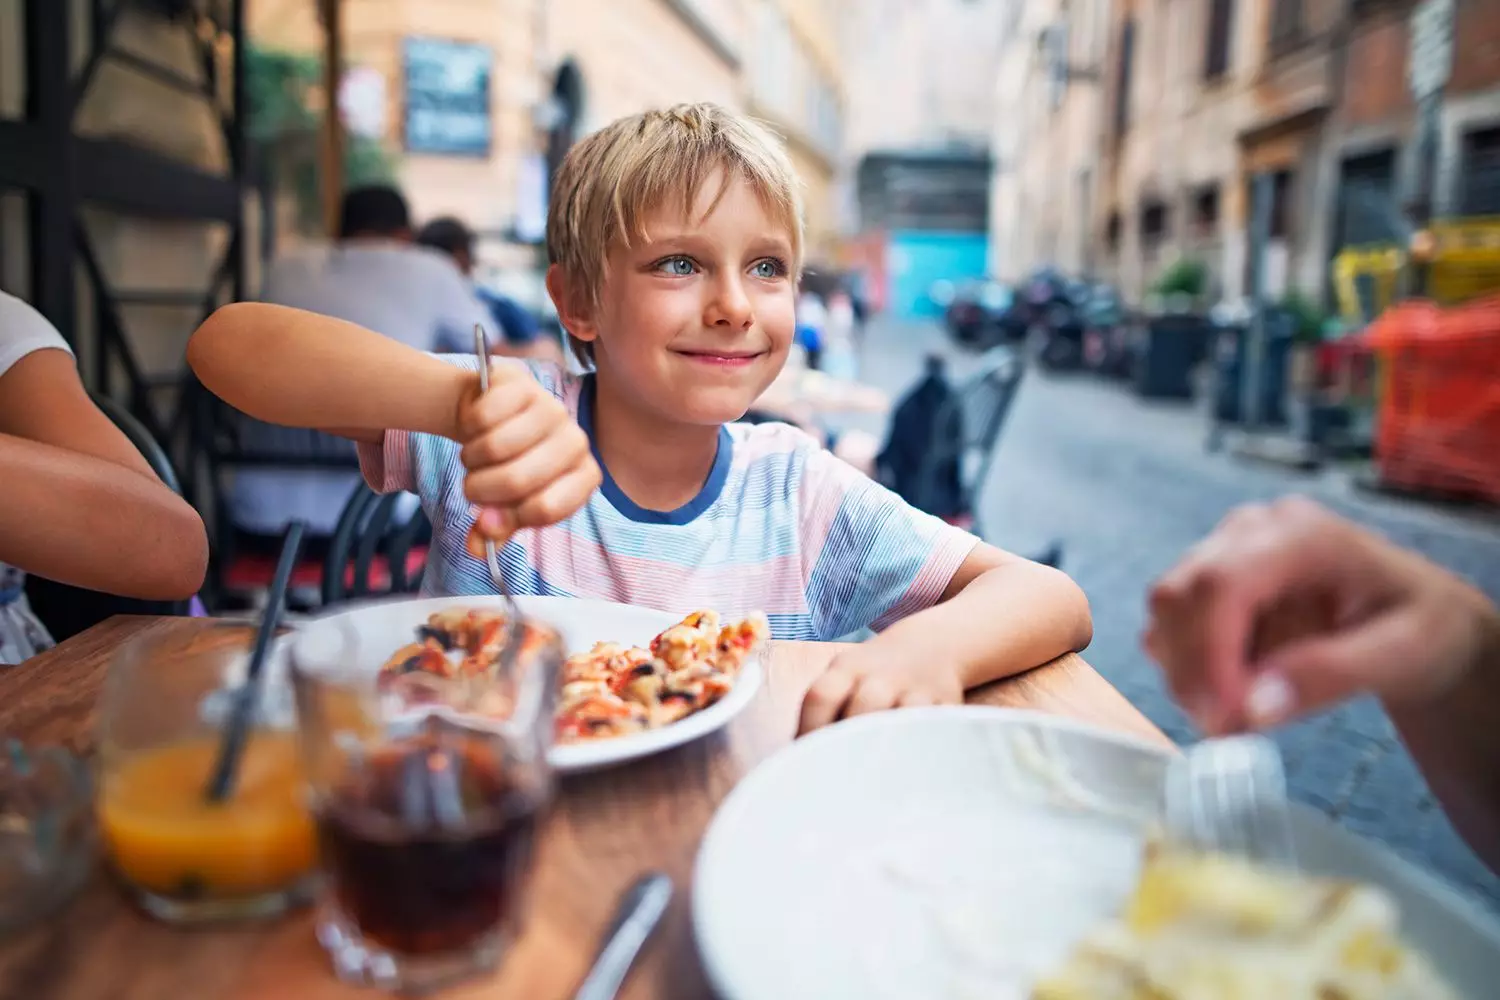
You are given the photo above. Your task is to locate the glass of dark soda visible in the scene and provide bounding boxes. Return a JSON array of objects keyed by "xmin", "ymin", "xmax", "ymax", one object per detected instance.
[{"xmin": 289, "ymin": 608, "xmax": 563, "ymax": 994}]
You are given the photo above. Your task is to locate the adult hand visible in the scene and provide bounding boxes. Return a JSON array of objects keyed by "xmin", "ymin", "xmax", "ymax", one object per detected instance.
[{"xmin": 1144, "ymin": 496, "xmax": 1499, "ymax": 734}]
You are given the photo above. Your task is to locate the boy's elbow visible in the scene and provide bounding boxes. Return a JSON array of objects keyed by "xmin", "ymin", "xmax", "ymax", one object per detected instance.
[
  {"xmin": 1043, "ymin": 564, "xmax": 1093, "ymax": 653},
  {"xmin": 187, "ymin": 302, "xmax": 261, "ymax": 379}
]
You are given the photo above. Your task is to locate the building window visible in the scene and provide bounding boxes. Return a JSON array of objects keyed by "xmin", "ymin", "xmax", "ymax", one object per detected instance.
[
  {"xmin": 1192, "ymin": 184, "xmax": 1221, "ymax": 237},
  {"xmin": 1270, "ymin": 0, "xmax": 1303, "ymax": 53},
  {"xmin": 1104, "ymin": 211, "xmax": 1123, "ymax": 253},
  {"xmin": 1258, "ymin": 170, "xmax": 1294, "ymax": 239},
  {"xmin": 1460, "ymin": 126, "xmax": 1500, "ymax": 216},
  {"xmin": 1141, "ymin": 200, "xmax": 1171, "ymax": 245},
  {"xmin": 1113, "ymin": 17, "xmax": 1136, "ymax": 139},
  {"xmin": 1204, "ymin": 0, "xmax": 1234, "ymax": 80}
]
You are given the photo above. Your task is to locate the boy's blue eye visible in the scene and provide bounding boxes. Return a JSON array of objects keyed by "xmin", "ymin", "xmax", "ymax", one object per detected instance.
[
  {"xmin": 751, "ymin": 258, "xmax": 787, "ymax": 279},
  {"xmin": 656, "ymin": 256, "xmax": 696, "ymax": 276}
]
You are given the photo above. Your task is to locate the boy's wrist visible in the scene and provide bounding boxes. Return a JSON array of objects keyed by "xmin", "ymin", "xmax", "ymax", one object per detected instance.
[
  {"xmin": 866, "ymin": 618, "xmax": 972, "ymax": 686},
  {"xmin": 427, "ymin": 364, "xmax": 477, "ymax": 441}
]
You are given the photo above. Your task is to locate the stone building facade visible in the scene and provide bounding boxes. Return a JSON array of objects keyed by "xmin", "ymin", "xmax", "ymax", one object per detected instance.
[{"xmin": 995, "ymin": 0, "xmax": 1500, "ymax": 306}]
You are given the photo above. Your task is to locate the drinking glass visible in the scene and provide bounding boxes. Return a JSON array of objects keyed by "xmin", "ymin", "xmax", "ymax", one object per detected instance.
[
  {"xmin": 95, "ymin": 624, "xmax": 317, "ymax": 923},
  {"xmin": 289, "ymin": 611, "xmax": 562, "ymax": 995}
]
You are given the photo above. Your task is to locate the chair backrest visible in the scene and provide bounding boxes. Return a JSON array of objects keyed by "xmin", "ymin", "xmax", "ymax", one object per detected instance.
[
  {"xmin": 26, "ymin": 392, "xmax": 192, "ymax": 641},
  {"xmin": 321, "ymin": 483, "xmax": 430, "ymax": 607},
  {"xmin": 915, "ymin": 346, "xmax": 1026, "ymax": 518},
  {"xmin": 91, "ymin": 391, "xmax": 183, "ymax": 495},
  {"xmin": 182, "ymin": 376, "xmax": 364, "ymax": 603},
  {"xmin": 189, "ymin": 378, "xmax": 359, "ymax": 470}
]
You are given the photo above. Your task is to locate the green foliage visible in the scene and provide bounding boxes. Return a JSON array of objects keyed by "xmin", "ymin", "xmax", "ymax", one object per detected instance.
[
  {"xmin": 244, "ymin": 45, "xmax": 398, "ymax": 232},
  {"xmin": 1151, "ymin": 256, "xmax": 1210, "ymax": 300},
  {"xmin": 1278, "ymin": 288, "xmax": 1328, "ymax": 342}
]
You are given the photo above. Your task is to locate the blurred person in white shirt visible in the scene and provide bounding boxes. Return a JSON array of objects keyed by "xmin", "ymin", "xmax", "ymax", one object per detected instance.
[{"xmin": 229, "ymin": 186, "xmax": 486, "ymax": 546}]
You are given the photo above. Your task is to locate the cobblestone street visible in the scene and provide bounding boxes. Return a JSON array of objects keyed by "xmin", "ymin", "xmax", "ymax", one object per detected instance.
[{"xmin": 850, "ymin": 319, "xmax": 1500, "ymax": 910}]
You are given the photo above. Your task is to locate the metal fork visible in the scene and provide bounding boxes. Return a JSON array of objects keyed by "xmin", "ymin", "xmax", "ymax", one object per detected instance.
[
  {"xmin": 472, "ymin": 324, "xmax": 527, "ymax": 681},
  {"xmin": 1163, "ymin": 733, "xmax": 1299, "ymax": 870}
]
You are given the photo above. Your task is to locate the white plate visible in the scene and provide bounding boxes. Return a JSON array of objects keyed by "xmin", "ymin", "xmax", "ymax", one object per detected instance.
[
  {"xmin": 693, "ymin": 707, "xmax": 1500, "ymax": 1000},
  {"xmin": 239, "ymin": 595, "xmax": 763, "ymax": 775}
]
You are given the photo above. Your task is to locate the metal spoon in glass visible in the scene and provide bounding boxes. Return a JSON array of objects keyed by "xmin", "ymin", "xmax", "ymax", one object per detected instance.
[{"xmin": 472, "ymin": 323, "xmax": 528, "ymax": 689}]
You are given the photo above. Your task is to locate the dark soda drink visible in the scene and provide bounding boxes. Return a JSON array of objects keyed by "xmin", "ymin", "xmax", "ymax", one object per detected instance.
[{"xmin": 315, "ymin": 727, "xmax": 543, "ymax": 956}]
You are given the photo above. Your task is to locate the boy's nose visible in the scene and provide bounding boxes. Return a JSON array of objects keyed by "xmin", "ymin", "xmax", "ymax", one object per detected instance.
[{"xmin": 705, "ymin": 277, "xmax": 753, "ymax": 329}]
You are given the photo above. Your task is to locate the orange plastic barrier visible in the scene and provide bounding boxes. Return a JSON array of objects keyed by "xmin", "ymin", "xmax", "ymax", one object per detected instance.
[{"xmin": 1366, "ymin": 296, "xmax": 1500, "ymax": 505}]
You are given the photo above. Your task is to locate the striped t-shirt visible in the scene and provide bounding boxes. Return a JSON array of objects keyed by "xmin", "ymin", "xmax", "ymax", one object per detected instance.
[{"xmin": 358, "ymin": 358, "xmax": 979, "ymax": 641}]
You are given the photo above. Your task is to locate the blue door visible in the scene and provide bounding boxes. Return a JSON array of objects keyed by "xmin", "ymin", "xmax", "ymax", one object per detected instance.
[{"xmin": 886, "ymin": 230, "xmax": 990, "ymax": 320}]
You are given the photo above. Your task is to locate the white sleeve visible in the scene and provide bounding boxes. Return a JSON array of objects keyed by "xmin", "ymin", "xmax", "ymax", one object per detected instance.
[{"xmin": 0, "ymin": 292, "xmax": 72, "ymax": 378}]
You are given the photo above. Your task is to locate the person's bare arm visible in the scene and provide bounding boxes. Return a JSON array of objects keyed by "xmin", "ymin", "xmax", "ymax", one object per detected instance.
[
  {"xmin": 0, "ymin": 350, "xmax": 207, "ymax": 599},
  {"xmin": 1388, "ymin": 628, "xmax": 1500, "ymax": 873},
  {"xmin": 187, "ymin": 302, "xmax": 472, "ymax": 444},
  {"xmin": 799, "ymin": 544, "xmax": 1093, "ymax": 733},
  {"xmin": 919, "ymin": 544, "xmax": 1094, "ymax": 688}
]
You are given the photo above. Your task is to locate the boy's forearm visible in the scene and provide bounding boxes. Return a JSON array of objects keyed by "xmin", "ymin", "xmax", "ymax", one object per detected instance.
[
  {"xmin": 873, "ymin": 562, "xmax": 1093, "ymax": 691},
  {"xmin": 188, "ymin": 303, "xmax": 470, "ymax": 439}
]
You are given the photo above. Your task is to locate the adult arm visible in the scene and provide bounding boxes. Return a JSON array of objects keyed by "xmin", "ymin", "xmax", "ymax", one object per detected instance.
[{"xmin": 0, "ymin": 350, "xmax": 207, "ymax": 599}]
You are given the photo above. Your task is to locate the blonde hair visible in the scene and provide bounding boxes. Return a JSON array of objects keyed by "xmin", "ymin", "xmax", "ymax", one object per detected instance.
[{"xmin": 546, "ymin": 102, "xmax": 804, "ymax": 364}]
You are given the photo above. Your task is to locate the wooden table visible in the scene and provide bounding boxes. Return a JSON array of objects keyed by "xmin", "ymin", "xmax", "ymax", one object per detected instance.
[{"xmin": 0, "ymin": 617, "xmax": 1170, "ymax": 1000}]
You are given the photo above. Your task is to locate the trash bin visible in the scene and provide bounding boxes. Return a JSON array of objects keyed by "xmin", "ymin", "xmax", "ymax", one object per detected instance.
[
  {"xmin": 1210, "ymin": 310, "xmax": 1295, "ymax": 426},
  {"xmin": 1133, "ymin": 313, "xmax": 1212, "ymax": 399}
]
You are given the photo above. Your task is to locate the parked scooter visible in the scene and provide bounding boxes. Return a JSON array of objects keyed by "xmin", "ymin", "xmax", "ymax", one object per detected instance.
[
  {"xmin": 1079, "ymin": 283, "xmax": 1131, "ymax": 378},
  {"xmin": 1023, "ymin": 270, "xmax": 1087, "ymax": 371}
]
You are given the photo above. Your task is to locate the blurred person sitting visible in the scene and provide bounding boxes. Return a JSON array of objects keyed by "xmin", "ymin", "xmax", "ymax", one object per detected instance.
[
  {"xmin": 0, "ymin": 291, "xmax": 207, "ymax": 663},
  {"xmin": 229, "ymin": 185, "xmax": 490, "ymax": 547},
  {"xmin": 415, "ymin": 216, "xmax": 563, "ymax": 364},
  {"xmin": 1145, "ymin": 497, "xmax": 1500, "ymax": 874}
]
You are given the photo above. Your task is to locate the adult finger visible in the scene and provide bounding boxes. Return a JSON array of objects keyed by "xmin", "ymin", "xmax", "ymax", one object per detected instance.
[
  {"xmin": 895, "ymin": 690, "xmax": 938, "ymax": 709},
  {"xmin": 1248, "ymin": 608, "xmax": 1433, "ymax": 727},
  {"xmin": 798, "ymin": 665, "xmax": 859, "ymax": 735},
  {"xmin": 1148, "ymin": 547, "xmax": 1281, "ymax": 733}
]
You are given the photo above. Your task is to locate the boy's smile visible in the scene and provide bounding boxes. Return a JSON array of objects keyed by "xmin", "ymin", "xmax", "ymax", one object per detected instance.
[
  {"xmin": 557, "ymin": 169, "xmax": 797, "ymax": 429},
  {"xmin": 670, "ymin": 347, "xmax": 766, "ymax": 368}
]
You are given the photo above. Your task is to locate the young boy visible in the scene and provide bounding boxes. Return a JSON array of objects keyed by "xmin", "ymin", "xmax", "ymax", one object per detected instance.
[{"xmin": 188, "ymin": 103, "xmax": 1091, "ymax": 734}]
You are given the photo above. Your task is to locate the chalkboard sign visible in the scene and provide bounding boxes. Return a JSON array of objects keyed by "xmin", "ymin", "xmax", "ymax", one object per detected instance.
[{"xmin": 402, "ymin": 37, "xmax": 492, "ymax": 157}]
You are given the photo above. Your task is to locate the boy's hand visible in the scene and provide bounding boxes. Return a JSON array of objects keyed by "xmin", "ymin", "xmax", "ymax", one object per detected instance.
[
  {"xmin": 456, "ymin": 361, "xmax": 601, "ymax": 555},
  {"xmin": 797, "ymin": 646, "xmax": 963, "ymax": 735}
]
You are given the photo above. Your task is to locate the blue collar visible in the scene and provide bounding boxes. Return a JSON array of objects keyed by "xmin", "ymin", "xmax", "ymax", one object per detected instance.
[{"xmin": 577, "ymin": 374, "xmax": 733, "ymax": 525}]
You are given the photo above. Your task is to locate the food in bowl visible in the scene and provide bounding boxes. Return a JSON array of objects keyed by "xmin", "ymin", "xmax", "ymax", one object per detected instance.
[
  {"xmin": 378, "ymin": 608, "xmax": 767, "ymax": 744},
  {"xmin": 1030, "ymin": 843, "xmax": 1459, "ymax": 999}
]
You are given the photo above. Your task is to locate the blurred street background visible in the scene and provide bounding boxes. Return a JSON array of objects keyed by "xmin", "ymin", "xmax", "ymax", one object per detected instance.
[{"xmin": 4, "ymin": 0, "xmax": 1500, "ymax": 911}]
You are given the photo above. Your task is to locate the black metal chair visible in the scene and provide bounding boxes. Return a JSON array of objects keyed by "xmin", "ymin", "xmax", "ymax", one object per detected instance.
[
  {"xmin": 91, "ymin": 392, "xmax": 184, "ymax": 496},
  {"xmin": 184, "ymin": 378, "xmax": 361, "ymax": 607},
  {"xmin": 23, "ymin": 393, "xmax": 193, "ymax": 642},
  {"xmin": 321, "ymin": 483, "xmax": 430, "ymax": 607}
]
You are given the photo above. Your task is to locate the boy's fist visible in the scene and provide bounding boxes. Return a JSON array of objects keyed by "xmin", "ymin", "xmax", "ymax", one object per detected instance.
[{"xmin": 455, "ymin": 361, "xmax": 601, "ymax": 556}]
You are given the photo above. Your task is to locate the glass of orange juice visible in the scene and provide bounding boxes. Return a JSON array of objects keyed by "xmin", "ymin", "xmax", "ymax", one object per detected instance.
[{"xmin": 95, "ymin": 623, "xmax": 318, "ymax": 923}]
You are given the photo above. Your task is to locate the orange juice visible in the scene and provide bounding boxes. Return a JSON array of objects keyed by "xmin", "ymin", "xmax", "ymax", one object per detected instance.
[{"xmin": 99, "ymin": 731, "xmax": 317, "ymax": 899}]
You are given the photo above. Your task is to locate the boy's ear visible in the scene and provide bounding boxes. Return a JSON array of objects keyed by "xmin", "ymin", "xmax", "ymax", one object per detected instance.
[{"xmin": 545, "ymin": 265, "xmax": 598, "ymax": 346}]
